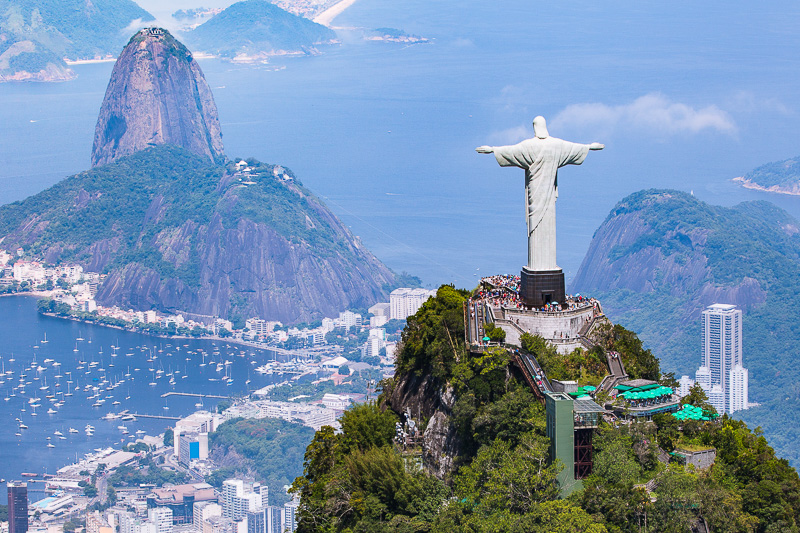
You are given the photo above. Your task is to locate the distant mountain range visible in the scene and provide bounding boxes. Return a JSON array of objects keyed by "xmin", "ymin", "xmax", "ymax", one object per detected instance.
[
  {"xmin": 0, "ymin": 28, "xmax": 396, "ymax": 323},
  {"xmin": 0, "ymin": 0, "xmax": 153, "ymax": 81},
  {"xmin": 571, "ymin": 189, "xmax": 800, "ymax": 467},
  {"xmin": 184, "ymin": 0, "xmax": 337, "ymax": 61}
]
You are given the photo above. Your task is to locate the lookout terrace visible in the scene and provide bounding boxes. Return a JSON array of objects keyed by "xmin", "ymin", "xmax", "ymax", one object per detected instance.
[{"xmin": 466, "ymin": 274, "xmax": 606, "ymax": 354}]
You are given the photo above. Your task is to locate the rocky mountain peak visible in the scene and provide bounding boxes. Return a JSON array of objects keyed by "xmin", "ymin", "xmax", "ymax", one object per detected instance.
[{"xmin": 91, "ymin": 28, "xmax": 224, "ymax": 167}]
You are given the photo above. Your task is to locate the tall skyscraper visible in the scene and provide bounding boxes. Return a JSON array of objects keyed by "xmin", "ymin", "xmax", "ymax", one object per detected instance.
[
  {"xmin": 7, "ymin": 482, "xmax": 28, "ymax": 533},
  {"xmin": 697, "ymin": 303, "xmax": 748, "ymax": 414}
]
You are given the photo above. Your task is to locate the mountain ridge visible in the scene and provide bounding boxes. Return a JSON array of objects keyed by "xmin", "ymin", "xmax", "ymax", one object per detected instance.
[
  {"xmin": 0, "ymin": 146, "xmax": 396, "ymax": 323},
  {"xmin": 571, "ymin": 188, "xmax": 800, "ymax": 467},
  {"xmin": 0, "ymin": 0, "xmax": 154, "ymax": 81}
]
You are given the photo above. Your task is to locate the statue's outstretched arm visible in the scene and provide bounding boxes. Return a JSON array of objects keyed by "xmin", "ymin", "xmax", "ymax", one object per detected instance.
[
  {"xmin": 589, "ymin": 143, "xmax": 604, "ymax": 150},
  {"xmin": 475, "ymin": 146, "xmax": 494, "ymax": 154}
]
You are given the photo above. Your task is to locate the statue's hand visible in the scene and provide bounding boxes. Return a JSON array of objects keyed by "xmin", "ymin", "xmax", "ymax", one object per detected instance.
[
  {"xmin": 475, "ymin": 146, "xmax": 494, "ymax": 154},
  {"xmin": 589, "ymin": 142, "xmax": 604, "ymax": 150}
]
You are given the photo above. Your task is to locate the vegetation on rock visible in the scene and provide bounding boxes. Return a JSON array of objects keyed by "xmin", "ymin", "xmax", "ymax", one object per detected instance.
[
  {"xmin": 0, "ymin": 145, "xmax": 395, "ymax": 322},
  {"xmin": 208, "ymin": 418, "xmax": 315, "ymax": 506},
  {"xmin": 292, "ymin": 287, "xmax": 800, "ymax": 532},
  {"xmin": 185, "ymin": 0, "xmax": 336, "ymax": 59},
  {"xmin": 571, "ymin": 189, "xmax": 800, "ymax": 467}
]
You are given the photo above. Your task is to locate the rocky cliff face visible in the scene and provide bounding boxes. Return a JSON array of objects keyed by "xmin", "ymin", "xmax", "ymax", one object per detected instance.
[
  {"xmin": 571, "ymin": 190, "xmax": 779, "ymax": 322},
  {"xmin": 385, "ymin": 371, "xmax": 464, "ymax": 480},
  {"xmin": 0, "ymin": 147, "xmax": 396, "ymax": 323},
  {"xmin": 91, "ymin": 28, "xmax": 223, "ymax": 167},
  {"xmin": 1, "ymin": 28, "xmax": 396, "ymax": 322}
]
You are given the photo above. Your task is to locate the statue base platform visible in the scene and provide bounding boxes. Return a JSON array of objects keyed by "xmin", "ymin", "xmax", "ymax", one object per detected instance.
[{"xmin": 520, "ymin": 267, "xmax": 565, "ymax": 308}]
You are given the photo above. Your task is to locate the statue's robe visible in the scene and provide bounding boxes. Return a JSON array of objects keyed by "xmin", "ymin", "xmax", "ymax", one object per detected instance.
[{"xmin": 493, "ymin": 136, "xmax": 589, "ymax": 271}]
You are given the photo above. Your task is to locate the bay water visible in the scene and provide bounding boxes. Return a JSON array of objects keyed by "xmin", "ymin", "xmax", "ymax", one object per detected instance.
[{"xmin": 2, "ymin": 0, "xmax": 800, "ymax": 492}]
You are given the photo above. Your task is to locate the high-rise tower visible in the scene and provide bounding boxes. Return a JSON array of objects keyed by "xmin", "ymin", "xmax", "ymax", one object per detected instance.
[
  {"xmin": 8, "ymin": 482, "xmax": 29, "ymax": 533},
  {"xmin": 699, "ymin": 303, "xmax": 748, "ymax": 414}
]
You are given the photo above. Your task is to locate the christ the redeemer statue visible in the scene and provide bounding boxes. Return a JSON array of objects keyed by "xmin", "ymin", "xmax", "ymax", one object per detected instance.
[{"xmin": 477, "ymin": 116, "xmax": 603, "ymax": 307}]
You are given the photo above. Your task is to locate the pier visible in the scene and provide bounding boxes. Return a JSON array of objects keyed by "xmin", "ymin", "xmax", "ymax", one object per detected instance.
[
  {"xmin": 131, "ymin": 413, "xmax": 180, "ymax": 420},
  {"xmin": 160, "ymin": 392, "xmax": 232, "ymax": 399}
]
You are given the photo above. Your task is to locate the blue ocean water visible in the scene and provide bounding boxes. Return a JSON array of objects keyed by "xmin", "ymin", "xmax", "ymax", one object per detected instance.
[
  {"xmin": 3, "ymin": 0, "xmax": 800, "ymax": 288},
  {"xmin": 2, "ymin": 0, "xmax": 800, "ymax": 485},
  {"xmin": 0, "ymin": 296, "xmax": 286, "ymax": 504}
]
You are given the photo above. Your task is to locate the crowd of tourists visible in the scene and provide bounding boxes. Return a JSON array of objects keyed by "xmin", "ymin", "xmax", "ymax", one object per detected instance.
[{"xmin": 481, "ymin": 274, "xmax": 520, "ymax": 292}]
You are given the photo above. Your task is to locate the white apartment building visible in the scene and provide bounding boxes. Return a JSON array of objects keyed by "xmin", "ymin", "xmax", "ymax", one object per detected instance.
[
  {"xmin": 390, "ymin": 288, "xmax": 436, "ymax": 320},
  {"xmin": 222, "ymin": 480, "xmax": 268, "ymax": 520},
  {"xmin": 193, "ymin": 502, "xmax": 223, "ymax": 532},
  {"xmin": 283, "ymin": 499, "xmax": 299, "ymax": 533},
  {"xmin": 369, "ymin": 315, "xmax": 388, "ymax": 328},
  {"xmin": 337, "ymin": 311, "xmax": 362, "ymax": 329},
  {"xmin": 677, "ymin": 375, "xmax": 695, "ymax": 397},
  {"xmin": 120, "ymin": 515, "xmax": 157, "ymax": 533},
  {"xmin": 697, "ymin": 304, "xmax": 748, "ymax": 414},
  {"xmin": 729, "ymin": 365, "xmax": 749, "ymax": 413},
  {"xmin": 174, "ymin": 411, "xmax": 222, "ymax": 456},
  {"xmin": 147, "ymin": 507, "xmax": 173, "ymax": 533},
  {"xmin": 695, "ymin": 366, "xmax": 711, "ymax": 392}
]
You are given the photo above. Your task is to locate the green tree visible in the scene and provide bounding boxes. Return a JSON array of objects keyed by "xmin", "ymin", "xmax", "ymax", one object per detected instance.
[
  {"xmin": 681, "ymin": 383, "xmax": 717, "ymax": 415},
  {"xmin": 339, "ymin": 402, "xmax": 396, "ymax": 453},
  {"xmin": 592, "ymin": 426, "xmax": 641, "ymax": 487},
  {"xmin": 454, "ymin": 431, "xmax": 560, "ymax": 514},
  {"xmin": 653, "ymin": 413, "xmax": 680, "ymax": 452},
  {"xmin": 163, "ymin": 428, "xmax": 174, "ymax": 447}
]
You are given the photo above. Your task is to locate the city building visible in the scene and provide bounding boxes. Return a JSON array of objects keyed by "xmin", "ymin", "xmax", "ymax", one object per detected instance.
[
  {"xmin": 264, "ymin": 507, "xmax": 282, "ymax": 533},
  {"xmin": 147, "ymin": 483, "xmax": 217, "ymax": 525},
  {"xmin": 174, "ymin": 411, "xmax": 222, "ymax": 456},
  {"xmin": 336, "ymin": 311, "xmax": 362, "ymax": 329},
  {"xmin": 368, "ymin": 302, "xmax": 390, "ymax": 318},
  {"xmin": 696, "ymin": 304, "xmax": 749, "ymax": 414},
  {"xmin": 147, "ymin": 507, "xmax": 173, "ymax": 533},
  {"xmin": 87, "ymin": 511, "xmax": 114, "ymax": 533},
  {"xmin": 222, "ymin": 480, "xmax": 267, "ymax": 520},
  {"xmin": 695, "ymin": 366, "xmax": 711, "ymax": 392},
  {"xmin": 120, "ymin": 514, "xmax": 157, "ymax": 533},
  {"xmin": 245, "ymin": 510, "xmax": 264, "ymax": 533},
  {"xmin": 677, "ymin": 375, "xmax": 695, "ymax": 397},
  {"xmin": 7, "ymin": 482, "xmax": 29, "ymax": 533},
  {"xmin": 390, "ymin": 288, "xmax": 436, "ymax": 320},
  {"xmin": 178, "ymin": 432, "xmax": 209, "ymax": 465},
  {"xmin": 193, "ymin": 502, "xmax": 222, "ymax": 532},
  {"xmin": 283, "ymin": 499, "xmax": 299, "ymax": 533},
  {"xmin": 729, "ymin": 365, "xmax": 749, "ymax": 413}
]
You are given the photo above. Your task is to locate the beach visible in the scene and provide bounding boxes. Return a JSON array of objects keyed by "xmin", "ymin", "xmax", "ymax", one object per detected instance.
[{"xmin": 314, "ymin": 0, "xmax": 359, "ymax": 26}]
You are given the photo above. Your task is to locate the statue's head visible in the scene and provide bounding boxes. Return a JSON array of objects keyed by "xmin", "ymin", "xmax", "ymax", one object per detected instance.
[{"xmin": 533, "ymin": 116, "xmax": 549, "ymax": 139}]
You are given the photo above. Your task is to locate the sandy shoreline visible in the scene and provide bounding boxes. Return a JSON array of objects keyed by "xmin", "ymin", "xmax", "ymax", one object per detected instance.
[
  {"xmin": 65, "ymin": 58, "xmax": 116, "ymax": 65},
  {"xmin": 314, "ymin": 0, "xmax": 359, "ymax": 26},
  {"xmin": 732, "ymin": 176, "xmax": 800, "ymax": 197}
]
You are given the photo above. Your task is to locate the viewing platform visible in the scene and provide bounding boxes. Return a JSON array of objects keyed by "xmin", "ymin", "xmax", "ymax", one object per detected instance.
[{"xmin": 466, "ymin": 274, "xmax": 607, "ymax": 354}]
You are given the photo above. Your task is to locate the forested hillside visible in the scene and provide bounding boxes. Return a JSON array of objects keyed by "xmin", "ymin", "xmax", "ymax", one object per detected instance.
[
  {"xmin": 290, "ymin": 287, "xmax": 800, "ymax": 532},
  {"xmin": 0, "ymin": 0, "xmax": 154, "ymax": 81},
  {"xmin": 571, "ymin": 189, "xmax": 800, "ymax": 467}
]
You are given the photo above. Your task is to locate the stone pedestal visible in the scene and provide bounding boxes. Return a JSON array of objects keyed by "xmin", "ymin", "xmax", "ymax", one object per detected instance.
[{"xmin": 520, "ymin": 267, "xmax": 565, "ymax": 308}]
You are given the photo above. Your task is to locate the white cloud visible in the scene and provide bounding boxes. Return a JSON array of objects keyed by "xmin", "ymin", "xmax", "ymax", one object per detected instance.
[
  {"xmin": 486, "ymin": 125, "xmax": 530, "ymax": 145},
  {"xmin": 551, "ymin": 93, "xmax": 736, "ymax": 137},
  {"xmin": 727, "ymin": 91, "xmax": 791, "ymax": 115},
  {"xmin": 120, "ymin": 18, "xmax": 149, "ymax": 36}
]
